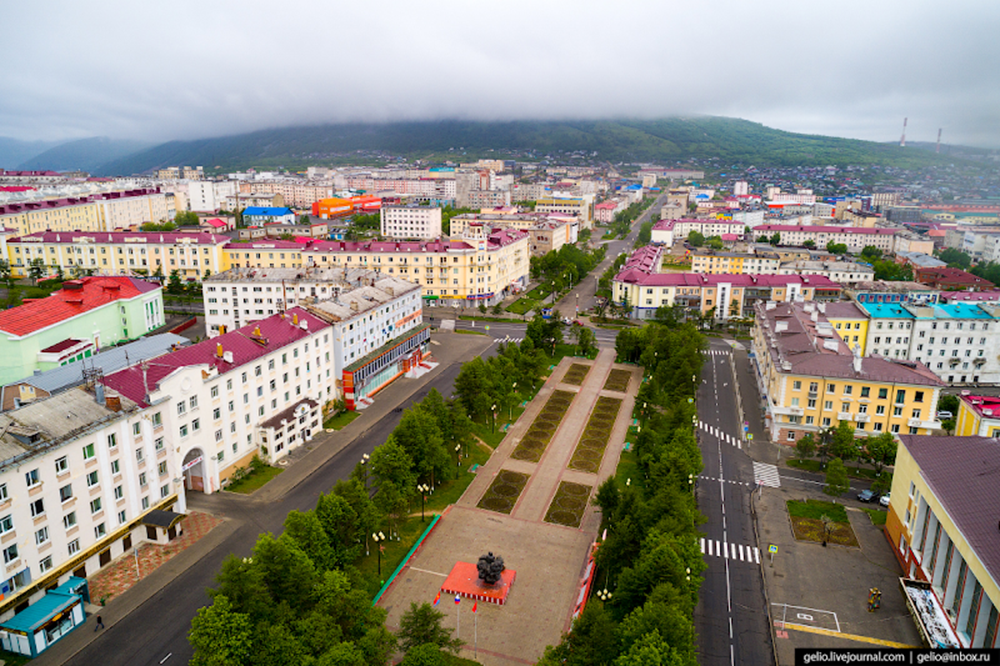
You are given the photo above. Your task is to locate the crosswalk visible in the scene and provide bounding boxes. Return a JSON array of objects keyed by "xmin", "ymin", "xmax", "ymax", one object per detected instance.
[
  {"xmin": 699, "ymin": 475, "xmax": 751, "ymax": 487},
  {"xmin": 705, "ymin": 349, "xmax": 731, "ymax": 357},
  {"xmin": 752, "ymin": 461, "xmax": 781, "ymax": 488},
  {"xmin": 492, "ymin": 336, "xmax": 524, "ymax": 345},
  {"xmin": 697, "ymin": 421, "xmax": 742, "ymax": 449},
  {"xmin": 701, "ymin": 538, "xmax": 760, "ymax": 564}
]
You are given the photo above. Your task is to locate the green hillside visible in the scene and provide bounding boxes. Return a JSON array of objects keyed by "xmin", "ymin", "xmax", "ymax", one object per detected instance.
[
  {"xmin": 95, "ymin": 117, "xmax": 953, "ymax": 175},
  {"xmin": 18, "ymin": 137, "xmax": 153, "ymax": 172}
]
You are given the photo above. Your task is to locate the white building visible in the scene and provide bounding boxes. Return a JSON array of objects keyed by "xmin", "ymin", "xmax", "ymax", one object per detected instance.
[
  {"xmin": 305, "ymin": 277, "xmax": 429, "ymax": 410},
  {"xmin": 203, "ymin": 266, "xmax": 379, "ymax": 337},
  {"xmin": 380, "ymin": 205, "xmax": 442, "ymax": 240},
  {"xmin": 104, "ymin": 308, "xmax": 335, "ymax": 493},
  {"xmin": 187, "ymin": 181, "xmax": 237, "ymax": 213},
  {"xmin": 778, "ymin": 260, "xmax": 875, "ymax": 286},
  {"xmin": 0, "ymin": 386, "xmax": 183, "ymax": 653}
]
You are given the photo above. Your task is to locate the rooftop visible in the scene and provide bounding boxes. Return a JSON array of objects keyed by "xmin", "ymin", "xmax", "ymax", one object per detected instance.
[
  {"xmin": 0, "ymin": 277, "xmax": 160, "ymax": 337},
  {"xmin": 242, "ymin": 207, "xmax": 294, "ymax": 216},
  {"xmin": 615, "ymin": 269, "xmax": 842, "ymax": 291},
  {"xmin": 10, "ymin": 231, "xmax": 230, "ymax": 245},
  {"xmin": 752, "ymin": 225, "xmax": 895, "ymax": 235},
  {"xmin": 958, "ymin": 394, "xmax": 1000, "ymax": 421},
  {"xmin": 205, "ymin": 266, "xmax": 377, "ymax": 284},
  {"xmin": 897, "ymin": 435, "xmax": 1000, "ymax": 589},
  {"xmin": 304, "ymin": 277, "xmax": 420, "ymax": 322},
  {"xmin": 103, "ymin": 307, "xmax": 328, "ymax": 407}
]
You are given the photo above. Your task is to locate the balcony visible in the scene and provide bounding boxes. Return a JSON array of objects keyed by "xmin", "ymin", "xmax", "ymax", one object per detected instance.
[
  {"xmin": 838, "ymin": 412, "xmax": 853, "ymax": 421},
  {"xmin": 908, "ymin": 418, "xmax": 942, "ymax": 429},
  {"xmin": 856, "ymin": 413, "xmax": 870, "ymax": 423},
  {"xmin": 772, "ymin": 405, "xmax": 804, "ymax": 417}
]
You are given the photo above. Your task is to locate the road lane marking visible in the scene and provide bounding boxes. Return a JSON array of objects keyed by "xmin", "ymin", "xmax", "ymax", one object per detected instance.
[
  {"xmin": 160, "ymin": 655, "xmax": 172, "ymax": 664},
  {"xmin": 778, "ymin": 623, "xmax": 919, "ymax": 649}
]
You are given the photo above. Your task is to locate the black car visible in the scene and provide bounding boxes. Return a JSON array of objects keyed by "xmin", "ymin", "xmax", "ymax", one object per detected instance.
[{"xmin": 857, "ymin": 489, "xmax": 879, "ymax": 503}]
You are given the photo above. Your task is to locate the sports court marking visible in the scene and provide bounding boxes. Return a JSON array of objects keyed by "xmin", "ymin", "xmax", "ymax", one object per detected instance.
[
  {"xmin": 779, "ymin": 623, "xmax": 919, "ymax": 649},
  {"xmin": 770, "ymin": 603, "xmax": 840, "ymax": 633}
]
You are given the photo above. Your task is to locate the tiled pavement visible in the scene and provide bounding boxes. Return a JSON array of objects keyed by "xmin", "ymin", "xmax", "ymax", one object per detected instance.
[{"xmin": 88, "ymin": 512, "xmax": 224, "ymax": 603}]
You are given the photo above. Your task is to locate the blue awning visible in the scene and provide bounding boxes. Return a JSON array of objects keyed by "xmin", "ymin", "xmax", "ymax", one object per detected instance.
[{"xmin": 0, "ymin": 583, "xmax": 83, "ymax": 634}]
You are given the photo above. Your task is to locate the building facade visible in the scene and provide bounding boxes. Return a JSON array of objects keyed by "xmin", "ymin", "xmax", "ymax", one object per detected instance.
[
  {"xmin": 0, "ymin": 190, "xmax": 169, "ymax": 236},
  {"xmin": 380, "ymin": 205, "xmax": 442, "ymax": 240}
]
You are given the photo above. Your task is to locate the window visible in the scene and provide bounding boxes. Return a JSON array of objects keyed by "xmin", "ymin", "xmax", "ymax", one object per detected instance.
[
  {"xmin": 807, "ymin": 399, "xmax": 817, "ymax": 409},
  {"xmin": 136, "ymin": 448, "xmax": 144, "ymax": 463},
  {"xmin": 35, "ymin": 526, "xmax": 49, "ymax": 546},
  {"xmin": 878, "ymin": 388, "xmax": 888, "ymax": 399},
  {"xmin": 67, "ymin": 539, "xmax": 80, "ymax": 555},
  {"xmin": 160, "ymin": 484, "xmax": 170, "ymax": 499},
  {"xmin": 63, "ymin": 512, "xmax": 77, "ymax": 529},
  {"xmin": 787, "ymin": 431, "xmax": 796, "ymax": 441},
  {"xmin": 55, "ymin": 456, "xmax": 68, "ymax": 474},
  {"xmin": 28, "ymin": 498, "xmax": 45, "ymax": 518},
  {"xmin": 895, "ymin": 389, "xmax": 906, "ymax": 404},
  {"xmin": 111, "ymin": 459, "xmax": 120, "ymax": 474},
  {"xmin": 94, "ymin": 523, "xmax": 106, "ymax": 539},
  {"xmin": 0, "ymin": 484, "xmax": 6, "ymax": 502},
  {"xmin": 189, "ymin": 396, "xmax": 198, "ymax": 409},
  {"xmin": 211, "ymin": 386, "xmax": 219, "ymax": 399},
  {"xmin": 152, "ymin": 412, "xmax": 162, "ymax": 427},
  {"xmin": 843, "ymin": 385, "xmax": 852, "ymax": 395},
  {"xmin": 177, "ymin": 401, "xmax": 186, "ymax": 415},
  {"xmin": 39, "ymin": 555, "xmax": 52, "ymax": 573},
  {"xmin": 821, "ymin": 417, "xmax": 831, "ymax": 427},
  {"xmin": 891, "ymin": 424, "xmax": 901, "ymax": 433},
  {"xmin": 25, "ymin": 468, "xmax": 40, "ymax": 487},
  {"xmin": 86, "ymin": 470, "xmax": 99, "ymax": 487},
  {"xmin": 90, "ymin": 497, "xmax": 102, "ymax": 514},
  {"xmin": 893, "ymin": 406, "xmax": 903, "ymax": 416},
  {"xmin": 3, "ymin": 544, "xmax": 18, "ymax": 564},
  {"xmin": 155, "ymin": 437, "xmax": 164, "ymax": 451},
  {"xmin": 142, "ymin": 497, "xmax": 150, "ymax": 510},
  {"xmin": 213, "ymin": 407, "xmax": 221, "ymax": 420},
  {"xmin": 114, "ymin": 484, "xmax": 124, "ymax": 500},
  {"xmin": 179, "ymin": 424, "xmax": 188, "ymax": 437},
  {"xmin": 139, "ymin": 472, "xmax": 147, "ymax": 487},
  {"xmin": 82, "ymin": 443, "xmax": 95, "ymax": 460},
  {"xmin": 861, "ymin": 386, "xmax": 870, "ymax": 398},
  {"xmin": 0, "ymin": 515, "xmax": 12, "ymax": 534},
  {"xmin": 118, "ymin": 510, "xmax": 127, "ymax": 524},
  {"xmin": 876, "ymin": 405, "xmax": 886, "ymax": 415},
  {"xmin": 824, "ymin": 401, "xmax": 833, "ymax": 411},
  {"xmin": 792, "ymin": 380, "xmax": 802, "ymax": 390},
  {"xmin": 59, "ymin": 484, "xmax": 73, "ymax": 502},
  {"xmin": 227, "ymin": 379, "xmax": 233, "ymax": 391},
  {"xmin": 827, "ymin": 384, "xmax": 836, "ymax": 393},
  {"xmin": 158, "ymin": 461, "xmax": 167, "ymax": 476}
]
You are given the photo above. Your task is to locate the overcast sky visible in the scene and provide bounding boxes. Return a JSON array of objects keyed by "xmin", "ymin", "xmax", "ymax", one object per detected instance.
[{"xmin": 2, "ymin": 0, "xmax": 998, "ymax": 147}]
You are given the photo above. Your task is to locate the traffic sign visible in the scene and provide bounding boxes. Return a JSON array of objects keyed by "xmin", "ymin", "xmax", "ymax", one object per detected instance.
[{"xmin": 768, "ymin": 544, "xmax": 778, "ymax": 554}]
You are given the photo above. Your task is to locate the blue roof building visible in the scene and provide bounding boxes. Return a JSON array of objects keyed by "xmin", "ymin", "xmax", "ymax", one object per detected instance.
[
  {"xmin": 242, "ymin": 207, "xmax": 296, "ymax": 225},
  {"xmin": 0, "ymin": 577, "xmax": 88, "ymax": 657}
]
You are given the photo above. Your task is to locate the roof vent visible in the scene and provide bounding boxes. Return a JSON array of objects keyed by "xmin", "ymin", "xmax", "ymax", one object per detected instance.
[
  {"xmin": 292, "ymin": 313, "xmax": 299, "ymax": 325},
  {"xmin": 216, "ymin": 343, "xmax": 224, "ymax": 358},
  {"xmin": 223, "ymin": 350, "xmax": 234, "ymax": 364}
]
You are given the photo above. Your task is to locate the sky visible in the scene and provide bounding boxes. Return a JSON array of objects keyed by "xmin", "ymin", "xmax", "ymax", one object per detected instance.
[{"xmin": 1, "ymin": 0, "xmax": 998, "ymax": 147}]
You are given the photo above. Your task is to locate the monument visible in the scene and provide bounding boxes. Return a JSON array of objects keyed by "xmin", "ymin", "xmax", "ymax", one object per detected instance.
[{"xmin": 441, "ymin": 551, "xmax": 517, "ymax": 605}]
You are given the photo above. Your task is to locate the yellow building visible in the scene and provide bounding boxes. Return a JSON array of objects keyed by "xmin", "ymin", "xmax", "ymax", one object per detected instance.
[
  {"xmin": 752, "ymin": 300, "xmax": 943, "ymax": 444},
  {"xmin": 8, "ymin": 231, "xmax": 230, "ymax": 279},
  {"xmin": 226, "ymin": 228, "xmax": 530, "ymax": 308},
  {"xmin": 954, "ymin": 394, "xmax": 1000, "ymax": 437},
  {"xmin": 885, "ymin": 435, "xmax": 1000, "ymax": 648},
  {"xmin": 823, "ymin": 300, "xmax": 869, "ymax": 355},
  {"xmin": 690, "ymin": 252, "xmax": 780, "ymax": 275},
  {"xmin": 0, "ymin": 190, "xmax": 169, "ymax": 236}
]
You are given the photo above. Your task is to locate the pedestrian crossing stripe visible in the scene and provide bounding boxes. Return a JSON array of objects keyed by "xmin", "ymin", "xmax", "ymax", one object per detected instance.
[
  {"xmin": 698, "ymin": 475, "xmax": 751, "ymax": 487},
  {"xmin": 704, "ymin": 350, "xmax": 731, "ymax": 356},
  {"xmin": 494, "ymin": 337, "xmax": 524, "ymax": 345},
  {"xmin": 701, "ymin": 537, "xmax": 760, "ymax": 564},
  {"xmin": 752, "ymin": 461, "xmax": 781, "ymax": 488},
  {"xmin": 697, "ymin": 421, "xmax": 742, "ymax": 449}
]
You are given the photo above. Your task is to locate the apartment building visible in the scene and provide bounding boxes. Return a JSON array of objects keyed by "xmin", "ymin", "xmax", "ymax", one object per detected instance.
[
  {"xmin": 594, "ymin": 199, "xmax": 626, "ymax": 224},
  {"xmin": 240, "ymin": 181, "xmax": 334, "ymax": 208},
  {"xmin": 380, "ymin": 205, "xmax": 442, "ymax": 239},
  {"xmin": 690, "ymin": 251, "xmax": 780, "ymax": 275},
  {"xmin": 884, "ymin": 435, "xmax": 1000, "ymax": 649},
  {"xmin": 448, "ymin": 211, "xmax": 576, "ymax": 237},
  {"xmin": 536, "ymin": 196, "xmax": 593, "ymax": 229},
  {"xmin": 751, "ymin": 301, "xmax": 944, "ymax": 443},
  {"xmin": 823, "ymin": 301, "xmax": 870, "ymax": 355},
  {"xmin": 0, "ymin": 190, "xmax": 170, "ymax": 236},
  {"xmin": 859, "ymin": 301, "xmax": 1000, "ymax": 385},
  {"xmin": 777, "ymin": 260, "xmax": 875, "ymax": 286},
  {"xmin": 203, "ymin": 266, "xmax": 379, "ymax": 336},
  {"xmin": 528, "ymin": 220, "xmax": 577, "ymax": 256},
  {"xmin": 0, "ymin": 387, "xmax": 182, "ymax": 656},
  {"xmin": 104, "ymin": 308, "xmax": 335, "ymax": 492},
  {"xmin": 463, "ymin": 190, "xmax": 512, "ymax": 209},
  {"xmin": 955, "ymin": 394, "xmax": 1000, "ymax": 437},
  {"xmin": 9, "ymin": 231, "xmax": 230, "ymax": 279},
  {"xmin": 651, "ymin": 218, "xmax": 746, "ymax": 245},
  {"xmin": 242, "ymin": 207, "xmax": 295, "ymax": 226},
  {"xmin": 0, "ymin": 277, "xmax": 164, "ymax": 385},
  {"xmin": 752, "ymin": 225, "xmax": 896, "ymax": 253},
  {"xmin": 222, "ymin": 240, "xmax": 304, "ymax": 270},
  {"xmin": 613, "ymin": 269, "xmax": 841, "ymax": 321},
  {"xmin": 187, "ymin": 181, "xmax": 237, "ymax": 213},
  {"xmin": 304, "ymin": 278, "xmax": 428, "ymax": 409}
]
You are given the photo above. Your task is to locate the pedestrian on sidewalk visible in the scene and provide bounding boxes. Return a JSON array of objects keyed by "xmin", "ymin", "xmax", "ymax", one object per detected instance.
[{"xmin": 94, "ymin": 615, "xmax": 104, "ymax": 631}]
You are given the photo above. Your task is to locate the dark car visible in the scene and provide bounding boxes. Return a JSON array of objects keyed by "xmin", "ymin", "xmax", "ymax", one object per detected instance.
[{"xmin": 857, "ymin": 489, "xmax": 879, "ymax": 503}]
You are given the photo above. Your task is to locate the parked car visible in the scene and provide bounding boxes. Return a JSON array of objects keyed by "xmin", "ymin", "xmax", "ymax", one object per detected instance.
[
  {"xmin": 936, "ymin": 410, "xmax": 953, "ymax": 420},
  {"xmin": 879, "ymin": 492, "xmax": 891, "ymax": 507},
  {"xmin": 572, "ymin": 319, "xmax": 584, "ymax": 326},
  {"xmin": 857, "ymin": 489, "xmax": 879, "ymax": 503}
]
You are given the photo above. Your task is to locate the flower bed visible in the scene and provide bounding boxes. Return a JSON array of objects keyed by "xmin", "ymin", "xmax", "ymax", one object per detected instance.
[
  {"xmin": 603, "ymin": 368, "xmax": 632, "ymax": 393},
  {"xmin": 562, "ymin": 363, "xmax": 590, "ymax": 386},
  {"xmin": 511, "ymin": 390, "xmax": 575, "ymax": 463},
  {"xmin": 477, "ymin": 469, "xmax": 529, "ymax": 514},
  {"xmin": 568, "ymin": 396, "xmax": 622, "ymax": 472},
  {"xmin": 544, "ymin": 481, "xmax": 592, "ymax": 528}
]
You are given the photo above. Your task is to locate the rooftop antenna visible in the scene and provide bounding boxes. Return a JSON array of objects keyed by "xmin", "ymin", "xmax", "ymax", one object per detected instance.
[
  {"xmin": 899, "ymin": 117, "xmax": 908, "ymax": 147},
  {"xmin": 936, "ymin": 128, "xmax": 943, "ymax": 154}
]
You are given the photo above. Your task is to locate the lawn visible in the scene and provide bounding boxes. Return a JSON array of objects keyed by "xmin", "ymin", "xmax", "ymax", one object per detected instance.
[
  {"xmin": 562, "ymin": 363, "xmax": 590, "ymax": 386},
  {"xmin": 512, "ymin": 390, "xmax": 575, "ymax": 462},
  {"xmin": 323, "ymin": 410, "xmax": 360, "ymax": 430},
  {"xmin": 421, "ymin": 443, "xmax": 493, "ymax": 513},
  {"xmin": 786, "ymin": 458, "xmax": 879, "ymax": 480},
  {"xmin": 505, "ymin": 298, "xmax": 537, "ymax": 315},
  {"xmin": 0, "ymin": 649, "xmax": 32, "ymax": 666},
  {"xmin": 604, "ymin": 368, "xmax": 632, "ymax": 393},
  {"xmin": 569, "ymin": 396, "xmax": 622, "ymax": 473},
  {"xmin": 612, "ymin": 440, "xmax": 645, "ymax": 492},
  {"xmin": 455, "ymin": 329, "xmax": 489, "ymax": 336},
  {"xmin": 862, "ymin": 508, "xmax": 888, "ymax": 526},
  {"xmin": 225, "ymin": 464, "xmax": 283, "ymax": 494},
  {"xmin": 526, "ymin": 284, "xmax": 553, "ymax": 300},
  {"xmin": 469, "ymin": 403, "xmax": 527, "ymax": 449},
  {"xmin": 544, "ymin": 481, "xmax": 592, "ymax": 528},
  {"xmin": 786, "ymin": 499, "xmax": 848, "ymax": 523},
  {"xmin": 477, "ymin": 470, "xmax": 530, "ymax": 514},
  {"xmin": 356, "ymin": 515, "xmax": 430, "ymax": 590}
]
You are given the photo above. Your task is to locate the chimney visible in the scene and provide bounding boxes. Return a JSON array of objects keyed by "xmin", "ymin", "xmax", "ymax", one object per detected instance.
[
  {"xmin": 105, "ymin": 395, "xmax": 122, "ymax": 412},
  {"xmin": 300, "ymin": 319, "xmax": 308, "ymax": 330},
  {"xmin": 292, "ymin": 313, "xmax": 299, "ymax": 325},
  {"xmin": 253, "ymin": 326, "xmax": 262, "ymax": 337},
  {"xmin": 223, "ymin": 350, "xmax": 234, "ymax": 364},
  {"xmin": 216, "ymin": 343, "xmax": 224, "ymax": 358},
  {"xmin": 852, "ymin": 346, "xmax": 863, "ymax": 373},
  {"xmin": 95, "ymin": 383, "xmax": 105, "ymax": 405}
]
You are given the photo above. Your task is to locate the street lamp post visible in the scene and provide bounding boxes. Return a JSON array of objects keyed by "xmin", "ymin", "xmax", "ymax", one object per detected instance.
[
  {"xmin": 597, "ymin": 588, "xmax": 613, "ymax": 602},
  {"xmin": 510, "ymin": 383, "xmax": 517, "ymax": 419},
  {"xmin": 372, "ymin": 531, "xmax": 385, "ymax": 578},
  {"xmin": 491, "ymin": 404, "xmax": 497, "ymax": 434},
  {"xmin": 417, "ymin": 484, "xmax": 430, "ymax": 522},
  {"xmin": 360, "ymin": 453, "xmax": 370, "ymax": 490},
  {"xmin": 455, "ymin": 444, "xmax": 461, "ymax": 467}
]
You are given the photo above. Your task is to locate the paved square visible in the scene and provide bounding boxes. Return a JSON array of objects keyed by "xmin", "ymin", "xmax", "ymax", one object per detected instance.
[{"xmin": 379, "ymin": 505, "xmax": 594, "ymax": 666}]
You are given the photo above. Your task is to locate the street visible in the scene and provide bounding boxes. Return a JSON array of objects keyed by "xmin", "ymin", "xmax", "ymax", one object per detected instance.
[{"xmin": 694, "ymin": 338, "xmax": 773, "ymax": 666}]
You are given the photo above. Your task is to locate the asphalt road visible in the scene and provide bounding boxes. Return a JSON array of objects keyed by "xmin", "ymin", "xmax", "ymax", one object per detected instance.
[
  {"xmin": 450, "ymin": 319, "xmax": 620, "ymax": 348},
  {"xmin": 62, "ymin": 357, "xmax": 476, "ymax": 666},
  {"xmin": 694, "ymin": 338, "xmax": 773, "ymax": 666}
]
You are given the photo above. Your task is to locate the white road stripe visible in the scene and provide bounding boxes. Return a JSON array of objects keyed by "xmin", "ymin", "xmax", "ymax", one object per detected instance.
[
  {"xmin": 724, "ymin": 542, "xmax": 729, "ymax": 559},
  {"xmin": 701, "ymin": 537, "xmax": 706, "ymax": 553},
  {"xmin": 738, "ymin": 544, "xmax": 745, "ymax": 561},
  {"xmin": 754, "ymin": 547, "xmax": 760, "ymax": 564}
]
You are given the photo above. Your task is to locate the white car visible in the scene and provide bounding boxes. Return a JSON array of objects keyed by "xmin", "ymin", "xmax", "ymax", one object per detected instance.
[{"xmin": 879, "ymin": 492, "xmax": 890, "ymax": 507}]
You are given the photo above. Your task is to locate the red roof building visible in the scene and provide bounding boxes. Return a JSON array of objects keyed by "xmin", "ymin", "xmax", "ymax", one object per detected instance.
[{"xmin": 912, "ymin": 266, "xmax": 994, "ymax": 291}]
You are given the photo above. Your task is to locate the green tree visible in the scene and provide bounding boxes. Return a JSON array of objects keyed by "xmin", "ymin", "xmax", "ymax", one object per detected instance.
[
  {"xmin": 636, "ymin": 221, "xmax": 653, "ymax": 247},
  {"xmin": 167, "ymin": 269, "xmax": 183, "ymax": 294},
  {"xmin": 576, "ymin": 326, "xmax": 597, "ymax": 357},
  {"xmin": 706, "ymin": 236, "xmax": 724, "ymax": 250},
  {"xmin": 283, "ymin": 509, "xmax": 336, "ymax": 572},
  {"xmin": 860, "ymin": 245, "xmax": 883, "ymax": 261},
  {"xmin": 863, "ymin": 432, "xmax": 897, "ymax": 476},
  {"xmin": 537, "ymin": 603, "xmax": 618, "ymax": 666},
  {"xmin": 188, "ymin": 595, "xmax": 253, "ymax": 666},
  {"xmin": 795, "ymin": 433, "xmax": 816, "ymax": 459},
  {"xmin": 937, "ymin": 247, "xmax": 971, "ymax": 269},
  {"xmin": 823, "ymin": 457, "xmax": 850, "ymax": 497},
  {"xmin": 802, "ymin": 239, "xmax": 816, "ymax": 249},
  {"xmin": 937, "ymin": 394, "xmax": 959, "ymax": 416},
  {"xmin": 827, "ymin": 420, "xmax": 859, "ymax": 462},
  {"xmin": 871, "ymin": 471, "xmax": 893, "ymax": 494},
  {"xmin": 687, "ymin": 231, "xmax": 705, "ymax": 247},
  {"xmin": 175, "ymin": 211, "xmax": 200, "ymax": 226},
  {"xmin": 396, "ymin": 602, "xmax": 463, "ymax": 654},
  {"xmin": 28, "ymin": 258, "xmax": 46, "ymax": 285},
  {"xmin": 299, "ymin": 214, "xmax": 310, "ymax": 225},
  {"xmin": 872, "ymin": 259, "xmax": 913, "ymax": 281},
  {"xmin": 393, "ymin": 408, "xmax": 449, "ymax": 487},
  {"xmin": 400, "ymin": 644, "xmax": 445, "ymax": 666},
  {"xmin": 252, "ymin": 532, "xmax": 318, "ymax": 610},
  {"xmin": 769, "ymin": 232, "xmax": 781, "ymax": 246},
  {"xmin": 825, "ymin": 242, "xmax": 848, "ymax": 254},
  {"xmin": 615, "ymin": 629, "xmax": 683, "ymax": 666},
  {"xmin": 941, "ymin": 419, "xmax": 956, "ymax": 435},
  {"xmin": 0, "ymin": 259, "xmax": 11, "ymax": 289}
]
